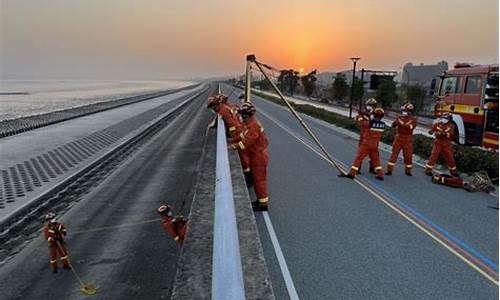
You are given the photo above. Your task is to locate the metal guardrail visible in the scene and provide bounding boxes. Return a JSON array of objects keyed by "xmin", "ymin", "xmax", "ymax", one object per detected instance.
[{"xmin": 212, "ymin": 115, "xmax": 245, "ymax": 300}]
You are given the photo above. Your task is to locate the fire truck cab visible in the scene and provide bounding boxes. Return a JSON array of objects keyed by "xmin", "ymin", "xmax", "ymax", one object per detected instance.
[{"xmin": 434, "ymin": 63, "xmax": 498, "ymax": 149}]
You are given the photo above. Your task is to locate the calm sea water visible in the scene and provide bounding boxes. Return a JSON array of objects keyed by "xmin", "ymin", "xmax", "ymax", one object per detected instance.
[{"xmin": 0, "ymin": 80, "xmax": 193, "ymax": 121}]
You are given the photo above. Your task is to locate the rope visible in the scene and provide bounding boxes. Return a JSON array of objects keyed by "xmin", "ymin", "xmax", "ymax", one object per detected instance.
[
  {"xmin": 56, "ymin": 241, "xmax": 86, "ymax": 287},
  {"xmin": 251, "ymin": 59, "xmax": 345, "ymax": 175},
  {"xmin": 71, "ymin": 218, "xmax": 161, "ymax": 234}
]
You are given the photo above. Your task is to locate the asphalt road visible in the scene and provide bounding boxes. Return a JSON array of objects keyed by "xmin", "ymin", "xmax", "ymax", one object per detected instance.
[
  {"xmin": 0, "ymin": 88, "xmax": 213, "ymax": 299},
  {"xmin": 222, "ymin": 84, "xmax": 498, "ymax": 299}
]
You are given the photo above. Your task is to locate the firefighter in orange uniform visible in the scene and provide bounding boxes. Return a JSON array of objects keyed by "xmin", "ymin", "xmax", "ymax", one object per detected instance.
[
  {"xmin": 386, "ymin": 103, "xmax": 417, "ymax": 176},
  {"xmin": 229, "ymin": 102, "xmax": 270, "ymax": 211},
  {"xmin": 425, "ymin": 112, "xmax": 458, "ymax": 176},
  {"xmin": 355, "ymin": 98, "xmax": 377, "ymax": 174},
  {"xmin": 343, "ymin": 108, "xmax": 386, "ymax": 180},
  {"xmin": 157, "ymin": 204, "xmax": 188, "ymax": 246},
  {"xmin": 43, "ymin": 212, "xmax": 71, "ymax": 273},
  {"xmin": 207, "ymin": 94, "xmax": 252, "ymax": 185}
]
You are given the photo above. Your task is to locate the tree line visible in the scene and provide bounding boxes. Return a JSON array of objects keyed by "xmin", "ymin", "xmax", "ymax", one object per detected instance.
[{"xmin": 256, "ymin": 70, "xmax": 427, "ymax": 113}]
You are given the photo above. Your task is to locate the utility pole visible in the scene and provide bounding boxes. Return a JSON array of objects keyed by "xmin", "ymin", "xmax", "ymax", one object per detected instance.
[
  {"xmin": 244, "ymin": 55, "xmax": 253, "ymax": 103},
  {"xmin": 359, "ymin": 68, "xmax": 365, "ymax": 111},
  {"xmin": 349, "ymin": 57, "xmax": 360, "ymax": 118}
]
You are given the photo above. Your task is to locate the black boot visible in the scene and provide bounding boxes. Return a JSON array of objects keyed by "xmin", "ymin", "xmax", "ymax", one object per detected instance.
[
  {"xmin": 252, "ymin": 201, "xmax": 268, "ymax": 211},
  {"xmin": 244, "ymin": 171, "xmax": 254, "ymax": 188},
  {"xmin": 338, "ymin": 173, "xmax": 355, "ymax": 179}
]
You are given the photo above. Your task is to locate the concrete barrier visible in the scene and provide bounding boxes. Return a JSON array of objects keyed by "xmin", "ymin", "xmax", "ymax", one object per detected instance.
[
  {"xmin": 212, "ymin": 116, "xmax": 245, "ymax": 299},
  {"xmin": 170, "ymin": 118, "xmax": 274, "ymax": 299}
]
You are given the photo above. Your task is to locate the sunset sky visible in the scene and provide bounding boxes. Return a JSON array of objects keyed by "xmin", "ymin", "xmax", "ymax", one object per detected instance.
[{"xmin": 2, "ymin": 0, "xmax": 498, "ymax": 80}]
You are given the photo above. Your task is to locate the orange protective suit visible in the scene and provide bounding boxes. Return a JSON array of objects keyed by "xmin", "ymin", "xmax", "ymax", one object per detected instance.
[
  {"xmin": 230, "ymin": 116, "xmax": 269, "ymax": 206},
  {"xmin": 386, "ymin": 115, "xmax": 417, "ymax": 174},
  {"xmin": 355, "ymin": 112, "xmax": 374, "ymax": 172},
  {"xmin": 426, "ymin": 121, "xmax": 458, "ymax": 176},
  {"xmin": 161, "ymin": 215, "xmax": 188, "ymax": 245},
  {"xmin": 43, "ymin": 222, "xmax": 70, "ymax": 272},
  {"xmin": 218, "ymin": 102, "xmax": 250, "ymax": 173},
  {"xmin": 432, "ymin": 174, "xmax": 464, "ymax": 188},
  {"xmin": 348, "ymin": 119, "xmax": 386, "ymax": 178}
]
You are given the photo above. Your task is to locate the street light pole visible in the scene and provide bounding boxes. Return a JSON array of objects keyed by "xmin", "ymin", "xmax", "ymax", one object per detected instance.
[
  {"xmin": 349, "ymin": 57, "xmax": 361, "ymax": 118},
  {"xmin": 359, "ymin": 68, "xmax": 365, "ymax": 111}
]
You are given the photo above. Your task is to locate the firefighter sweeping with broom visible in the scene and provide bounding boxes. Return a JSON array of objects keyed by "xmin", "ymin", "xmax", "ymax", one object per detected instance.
[
  {"xmin": 44, "ymin": 212, "xmax": 71, "ymax": 274},
  {"xmin": 157, "ymin": 204, "xmax": 189, "ymax": 246}
]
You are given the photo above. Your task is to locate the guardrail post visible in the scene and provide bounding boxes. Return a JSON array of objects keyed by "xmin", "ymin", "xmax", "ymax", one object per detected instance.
[{"xmin": 212, "ymin": 115, "xmax": 245, "ymax": 300}]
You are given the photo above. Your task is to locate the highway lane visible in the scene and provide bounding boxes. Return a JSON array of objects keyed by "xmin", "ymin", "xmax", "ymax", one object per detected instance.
[
  {"xmin": 222, "ymin": 84, "xmax": 498, "ymax": 299},
  {"xmin": 0, "ymin": 88, "xmax": 213, "ymax": 299}
]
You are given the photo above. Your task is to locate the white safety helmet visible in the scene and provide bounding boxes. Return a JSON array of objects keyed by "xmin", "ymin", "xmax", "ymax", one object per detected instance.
[{"xmin": 45, "ymin": 212, "xmax": 56, "ymax": 222}]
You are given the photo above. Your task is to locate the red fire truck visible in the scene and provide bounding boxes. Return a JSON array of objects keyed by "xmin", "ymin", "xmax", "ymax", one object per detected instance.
[{"xmin": 433, "ymin": 63, "xmax": 498, "ymax": 149}]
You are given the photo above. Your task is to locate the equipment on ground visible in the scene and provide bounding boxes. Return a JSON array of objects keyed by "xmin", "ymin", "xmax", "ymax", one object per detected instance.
[{"xmin": 431, "ymin": 171, "xmax": 495, "ymax": 194}]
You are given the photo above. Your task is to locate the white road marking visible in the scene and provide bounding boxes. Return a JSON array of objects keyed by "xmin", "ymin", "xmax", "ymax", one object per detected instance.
[
  {"xmin": 263, "ymin": 211, "xmax": 300, "ymax": 300},
  {"xmin": 260, "ymin": 109, "xmax": 499, "ymax": 286}
]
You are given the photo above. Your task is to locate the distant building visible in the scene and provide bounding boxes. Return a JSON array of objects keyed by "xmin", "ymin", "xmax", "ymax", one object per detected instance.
[
  {"xmin": 336, "ymin": 70, "xmax": 362, "ymax": 85},
  {"xmin": 315, "ymin": 72, "xmax": 336, "ymax": 87},
  {"xmin": 402, "ymin": 61, "xmax": 448, "ymax": 88}
]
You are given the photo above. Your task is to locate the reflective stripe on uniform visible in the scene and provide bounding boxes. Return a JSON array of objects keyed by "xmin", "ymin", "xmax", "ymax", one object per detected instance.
[
  {"xmin": 50, "ymin": 260, "xmax": 57, "ymax": 264},
  {"xmin": 425, "ymin": 164, "xmax": 433, "ymax": 169},
  {"xmin": 449, "ymin": 166, "xmax": 457, "ymax": 170},
  {"xmin": 406, "ymin": 164, "xmax": 413, "ymax": 168},
  {"xmin": 260, "ymin": 127, "xmax": 264, "ymax": 132},
  {"xmin": 258, "ymin": 197, "xmax": 269, "ymax": 203},
  {"xmin": 351, "ymin": 166, "xmax": 359, "ymax": 171},
  {"xmin": 370, "ymin": 128, "xmax": 384, "ymax": 132},
  {"xmin": 374, "ymin": 166, "xmax": 383, "ymax": 171},
  {"xmin": 243, "ymin": 168, "xmax": 251, "ymax": 172},
  {"xmin": 441, "ymin": 177, "xmax": 445, "ymax": 184},
  {"xmin": 238, "ymin": 142, "xmax": 245, "ymax": 150},
  {"xmin": 229, "ymin": 126, "xmax": 236, "ymax": 131},
  {"xmin": 174, "ymin": 236, "xmax": 180, "ymax": 241},
  {"xmin": 387, "ymin": 162, "xmax": 396, "ymax": 166},
  {"xmin": 61, "ymin": 256, "xmax": 68, "ymax": 260},
  {"xmin": 47, "ymin": 237, "xmax": 53, "ymax": 242},
  {"xmin": 48, "ymin": 230, "xmax": 55, "ymax": 233}
]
